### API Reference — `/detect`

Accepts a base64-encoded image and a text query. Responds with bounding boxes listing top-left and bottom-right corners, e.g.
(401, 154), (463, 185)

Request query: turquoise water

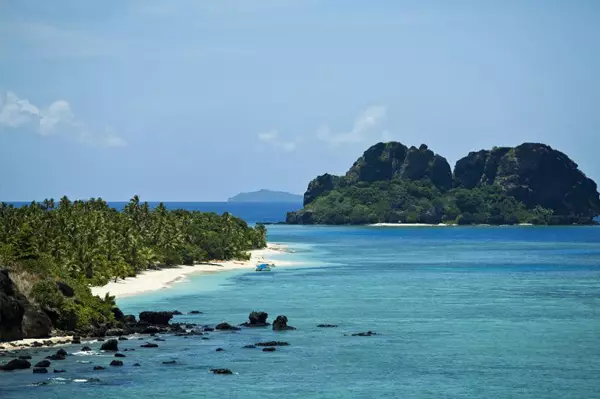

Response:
(2, 225), (600, 398)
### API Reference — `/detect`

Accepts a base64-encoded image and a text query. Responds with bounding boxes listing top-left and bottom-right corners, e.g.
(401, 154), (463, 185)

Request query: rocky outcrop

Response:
(0, 269), (52, 342)
(0, 358), (31, 371)
(454, 143), (600, 221)
(215, 322), (241, 331)
(240, 311), (269, 327)
(211, 368), (233, 374)
(100, 339), (119, 351)
(303, 174), (343, 206)
(272, 315), (295, 331)
(139, 311), (174, 326)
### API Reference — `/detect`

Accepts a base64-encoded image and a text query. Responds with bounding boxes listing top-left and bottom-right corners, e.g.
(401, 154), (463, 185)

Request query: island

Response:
(228, 189), (303, 203)
(0, 196), (266, 342)
(286, 142), (600, 225)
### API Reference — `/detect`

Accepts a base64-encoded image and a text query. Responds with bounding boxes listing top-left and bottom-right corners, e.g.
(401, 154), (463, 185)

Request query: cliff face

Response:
(0, 269), (51, 341)
(454, 143), (600, 218)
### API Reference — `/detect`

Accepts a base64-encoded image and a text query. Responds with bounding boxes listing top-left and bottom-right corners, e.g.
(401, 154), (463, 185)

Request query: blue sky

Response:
(1, 0), (599, 201)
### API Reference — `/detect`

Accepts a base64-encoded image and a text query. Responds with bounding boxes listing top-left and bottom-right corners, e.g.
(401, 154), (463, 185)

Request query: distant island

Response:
(287, 142), (600, 225)
(228, 189), (303, 203)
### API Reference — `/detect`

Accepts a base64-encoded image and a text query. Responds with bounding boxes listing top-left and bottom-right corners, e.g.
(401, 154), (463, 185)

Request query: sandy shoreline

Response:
(90, 243), (293, 299)
(369, 223), (451, 227)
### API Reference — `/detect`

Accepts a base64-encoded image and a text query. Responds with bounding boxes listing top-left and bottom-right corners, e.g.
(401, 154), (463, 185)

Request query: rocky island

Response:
(287, 142), (600, 225)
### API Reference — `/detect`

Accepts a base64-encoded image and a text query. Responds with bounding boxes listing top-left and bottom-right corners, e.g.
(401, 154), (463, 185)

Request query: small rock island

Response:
(287, 142), (600, 225)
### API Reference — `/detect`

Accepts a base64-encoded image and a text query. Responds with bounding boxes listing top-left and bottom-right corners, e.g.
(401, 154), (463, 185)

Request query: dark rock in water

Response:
(139, 311), (174, 326)
(93, 366), (105, 370)
(122, 314), (137, 324)
(351, 331), (377, 336)
(114, 353), (126, 358)
(71, 336), (81, 344)
(273, 315), (296, 331)
(215, 322), (241, 331)
(53, 369), (66, 373)
(317, 324), (338, 328)
(142, 326), (160, 334)
(56, 348), (67, 357)
(34, 360), (51, 368)
(255, 341), (289, 347)
(0, 359), (31, 371)
(162, 360), (177, 365)
(43, 340), (54, 346)
(262, 347), (276, 352)
(111, 307), (125, 320)
(118, 336), (128, 341)
(189, 310), (202, 314)
(33, 367), (48, 373)
(55, 281), (74, 297)
(96, 337), (105, 342)
(203, 327), (214, 332)
(31, 341), (43, 347)
(215, 348), (224, 352)
(201, 337), (210, 340)
(240, 311), (269, 327)
(154, 338), (166, 342)
(81, 346), (92, 352)
(133, 363), (141, 367)
(140, 343), (159, 348)
(242, 345), (256, 349)
(172, 310), (183, 315)
(45, 349), (66, 360)
(106, 329), (125, 337)
(210, 368), (233, 375)
(19, 355), (32, 360)
(100, 339), (119, 351)
(110, 360), (123, 367)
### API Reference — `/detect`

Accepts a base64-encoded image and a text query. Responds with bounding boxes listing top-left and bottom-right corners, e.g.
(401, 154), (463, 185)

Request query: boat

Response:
(255, 263), (272, 272)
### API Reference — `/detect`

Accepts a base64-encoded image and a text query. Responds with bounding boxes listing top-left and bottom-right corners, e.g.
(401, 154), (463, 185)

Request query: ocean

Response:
(1, 205), (600, 398)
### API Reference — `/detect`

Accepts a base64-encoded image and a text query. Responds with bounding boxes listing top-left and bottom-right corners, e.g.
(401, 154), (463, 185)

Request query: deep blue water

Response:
(2, 225), (600, 397)
(5, 201), (301, 223)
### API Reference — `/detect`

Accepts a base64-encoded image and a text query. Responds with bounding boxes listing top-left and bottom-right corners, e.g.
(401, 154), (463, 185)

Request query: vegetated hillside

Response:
(0, 196), (266, 340)
(287, 142), (600, 225)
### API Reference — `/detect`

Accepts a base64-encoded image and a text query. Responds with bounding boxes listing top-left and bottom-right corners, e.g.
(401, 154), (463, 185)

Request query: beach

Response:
(90, 243), (292, 299)
(369, 222), (451, 227)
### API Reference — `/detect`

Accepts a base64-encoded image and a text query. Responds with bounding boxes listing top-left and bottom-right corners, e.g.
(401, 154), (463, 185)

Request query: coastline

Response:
(90, 243), (292, 299)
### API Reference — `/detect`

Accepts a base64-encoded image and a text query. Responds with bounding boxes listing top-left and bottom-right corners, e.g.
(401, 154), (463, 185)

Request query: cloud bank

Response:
(0, 91), (126, 147)
(317, 105), (389, 146)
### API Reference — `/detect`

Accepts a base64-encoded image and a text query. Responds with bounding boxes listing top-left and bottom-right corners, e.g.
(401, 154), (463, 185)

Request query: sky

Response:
(1, 0), (599, 201)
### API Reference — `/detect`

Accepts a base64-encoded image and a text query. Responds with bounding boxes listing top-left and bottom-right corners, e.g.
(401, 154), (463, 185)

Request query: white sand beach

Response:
(369, 223), (451, 227)
(0, 335), (75, 351)
(90, 243), (293, 299)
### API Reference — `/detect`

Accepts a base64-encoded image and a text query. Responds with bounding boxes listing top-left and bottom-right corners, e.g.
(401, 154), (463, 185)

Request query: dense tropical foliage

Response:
(0, 196), (267, 332)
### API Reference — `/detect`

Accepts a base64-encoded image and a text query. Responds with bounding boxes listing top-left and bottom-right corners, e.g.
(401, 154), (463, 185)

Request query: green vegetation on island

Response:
(0, 196), (266, 339)
(228, 189), (303, 203)
(287, 142), (600, 225)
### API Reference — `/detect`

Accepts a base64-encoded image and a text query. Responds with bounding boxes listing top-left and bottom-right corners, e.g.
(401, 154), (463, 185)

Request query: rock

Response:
(140, 343), (159, 348)
(0, 358), (31, 371)
(53, 369), (66, 373)
(21, 307), (51, 339)
(240, 311), (269, 327)
(242, 345), (256, 349)
(45, 349), (67, 360)
(203, 327), (214, 332)
(100, 339), (119, 351)
(210, 368), (233, 375)
(133, 363), (141, 367)
(96, 337), (105, 341)
(172, 310), (183, 315)
(118, 336), (128, 341)
(33, 367), (48, 373)
(351, 331), (377, 336)
(56, 348), (67, 357)
(162, 360), (177, 364)
(215, 322), (241, 331)
(0, 269), (28, 341)
(93, 366), (105, 370)
(141, 326), (160, 334)
(255, 341), (289, 347)
(106, 329), (125, 337)
(262, 347), (276, 352)
(215, 348), (224, 352)
(34, 360), (51, 368)
(81, 346), (92, 352)
(31, 341), (43, 347)
(114, 353), (126, 358)
(139, 311), (174, 326)
(55, 281), (74, 297)
(154, 337), (166, 341)
(122, 314), (137, 324)
(111, 307), (125, 320)
(109, 360), (123, 367)
(272, 315), (295, 331)
(317, 324), (338, 328)
(189, 310), (202, 314)
(18, 355), (32, 360)
(71, 336), (81, 344)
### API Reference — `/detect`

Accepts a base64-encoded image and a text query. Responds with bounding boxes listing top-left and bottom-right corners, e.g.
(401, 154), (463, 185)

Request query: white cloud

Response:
(317, 105), (388, 146)
(258, 129), (298, 153)
(0, 91), (126, 147)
